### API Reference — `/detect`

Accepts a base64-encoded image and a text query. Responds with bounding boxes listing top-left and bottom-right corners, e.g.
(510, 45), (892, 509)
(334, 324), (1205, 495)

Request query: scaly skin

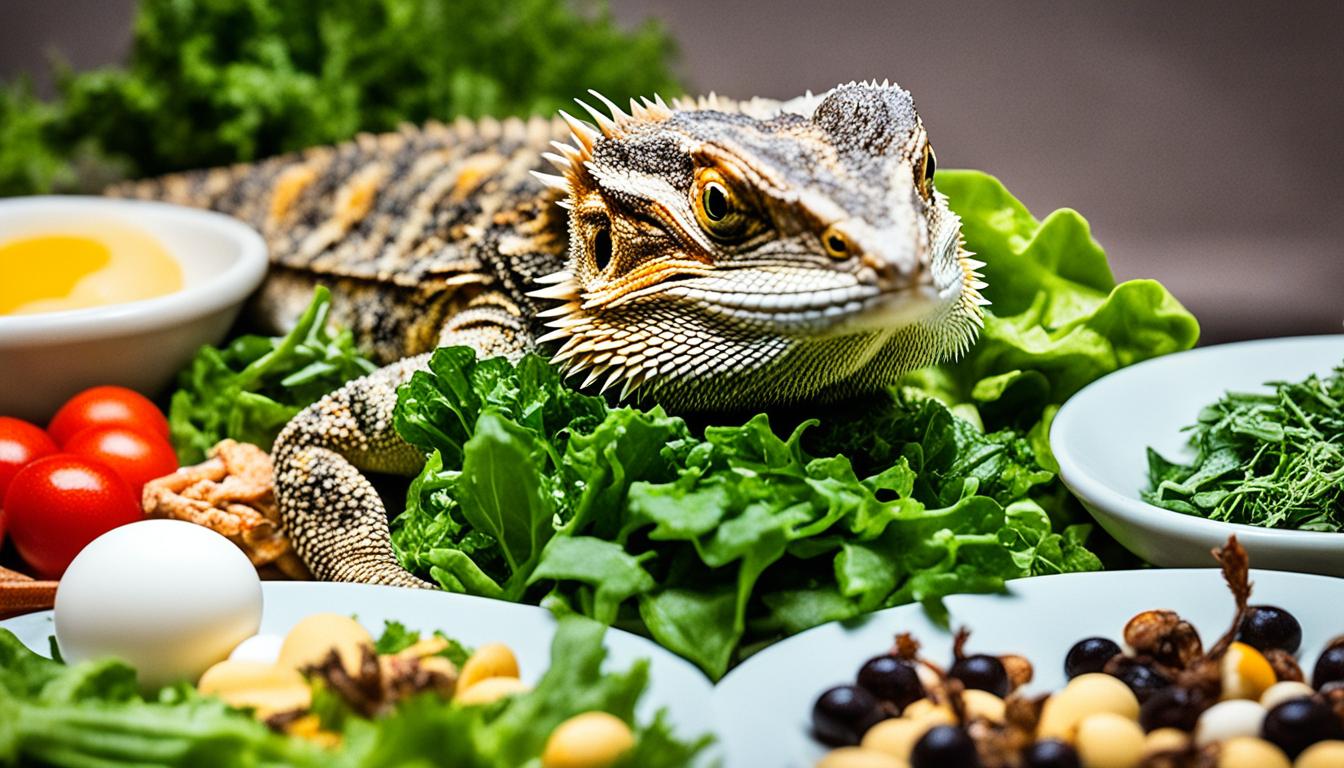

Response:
(113, 82), (986, 587)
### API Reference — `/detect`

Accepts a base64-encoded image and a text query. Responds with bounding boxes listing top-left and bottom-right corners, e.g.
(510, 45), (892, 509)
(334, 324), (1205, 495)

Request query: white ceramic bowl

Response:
(1052, 335), (1344, 575)
(716, 568), (1344, 766)
(0, 197), (267, 421)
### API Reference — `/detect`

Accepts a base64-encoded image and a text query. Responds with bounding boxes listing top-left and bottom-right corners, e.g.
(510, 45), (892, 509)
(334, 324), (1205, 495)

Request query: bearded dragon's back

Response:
(107, 117), (569, 362)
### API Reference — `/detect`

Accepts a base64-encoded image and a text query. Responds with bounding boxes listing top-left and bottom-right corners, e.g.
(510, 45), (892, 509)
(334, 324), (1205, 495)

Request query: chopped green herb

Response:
(373, 620), (471, 668)
(1145, 364), (1344, 530)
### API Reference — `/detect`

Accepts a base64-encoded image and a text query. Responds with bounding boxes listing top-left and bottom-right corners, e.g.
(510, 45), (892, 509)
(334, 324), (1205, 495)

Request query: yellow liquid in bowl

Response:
(0, 227), (182, 316)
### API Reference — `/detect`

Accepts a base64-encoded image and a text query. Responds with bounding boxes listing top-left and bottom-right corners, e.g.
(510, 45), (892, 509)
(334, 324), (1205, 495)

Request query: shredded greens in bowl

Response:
(0, 617), (709, 768)
(1144, 363), (1344, 531)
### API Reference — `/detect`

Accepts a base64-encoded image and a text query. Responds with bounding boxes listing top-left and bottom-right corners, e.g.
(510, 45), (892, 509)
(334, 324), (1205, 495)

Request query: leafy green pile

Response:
(902, 170), (1200, 551)
(0, 0), (680, 195)
(393, 348), (1100, 679)
(0, 80), (84, 196)
(390, 170), (1199, 678)
(1144, 364), (1344, 530)
(168, 286), (375, 463)
(0, 617), (707, 768)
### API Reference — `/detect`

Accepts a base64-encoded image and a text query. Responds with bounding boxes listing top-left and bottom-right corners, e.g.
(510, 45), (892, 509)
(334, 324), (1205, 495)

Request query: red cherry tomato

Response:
(2, 454), (143, 578)
(0, 417), (59, 509)
(64, 426), (179, 499)
(47, 386), (170, 447)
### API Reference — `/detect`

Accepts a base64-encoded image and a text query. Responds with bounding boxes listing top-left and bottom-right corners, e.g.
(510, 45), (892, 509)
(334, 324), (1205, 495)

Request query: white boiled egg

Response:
(54, 519), (262, 690)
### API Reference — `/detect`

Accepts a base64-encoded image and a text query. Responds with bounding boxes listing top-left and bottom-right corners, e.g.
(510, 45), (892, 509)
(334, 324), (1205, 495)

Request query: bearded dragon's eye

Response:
(918, 144), (937, 199)
(693, 168), (760, 242)
(702, 183), (730, 221)
(821, 225), (852, 260)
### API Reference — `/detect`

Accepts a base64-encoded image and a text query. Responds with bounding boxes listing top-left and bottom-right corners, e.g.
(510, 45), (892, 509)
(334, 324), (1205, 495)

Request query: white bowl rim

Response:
(0, 196), (267, 345)
(1051, 334), (1344, 549)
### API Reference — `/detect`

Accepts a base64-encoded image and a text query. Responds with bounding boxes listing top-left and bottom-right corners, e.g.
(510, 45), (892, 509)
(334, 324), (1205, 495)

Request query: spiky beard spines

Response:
(947, 232), (991, 361)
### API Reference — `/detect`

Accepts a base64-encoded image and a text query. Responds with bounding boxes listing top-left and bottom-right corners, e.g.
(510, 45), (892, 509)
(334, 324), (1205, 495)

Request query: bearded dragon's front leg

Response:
(273, 354), (435, 588)
(273, 292), (534, 587)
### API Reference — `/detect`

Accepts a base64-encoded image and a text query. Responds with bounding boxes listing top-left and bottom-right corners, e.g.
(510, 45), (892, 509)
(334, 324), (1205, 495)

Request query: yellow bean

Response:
(1143, 727), (1189, 755)
(862, 716), (945, 760)
(197, 659), (311, 718)
(456, 676), (530, 705)
(1074, 712), (1144, 768)
(458, 642), (520, 691)
(1218, 737), (1289, 768)
(277, 613), (374, 677)
(1038, 674), (1140, 741)
(817, 746), (909, 768)
(1296, 740), (1344, 768)
(541, 711), (635, 768)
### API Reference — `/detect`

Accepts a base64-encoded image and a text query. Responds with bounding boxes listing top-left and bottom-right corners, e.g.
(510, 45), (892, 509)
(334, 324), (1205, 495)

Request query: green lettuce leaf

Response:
(905, 169), (1200, 434)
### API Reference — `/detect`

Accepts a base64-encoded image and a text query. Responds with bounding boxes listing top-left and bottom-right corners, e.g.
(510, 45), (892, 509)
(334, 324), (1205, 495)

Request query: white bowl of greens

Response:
(1051, 335), (1344, 575)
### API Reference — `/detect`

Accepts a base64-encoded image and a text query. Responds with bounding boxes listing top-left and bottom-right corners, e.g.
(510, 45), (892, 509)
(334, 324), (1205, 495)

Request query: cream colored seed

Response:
(1217, 736), (1289, 768)
(1259, 681), (1314, 711)
(277, 613), (375, 677)
(1143, 727), (1189, 755)
(456, 676), (530, 705)
(1037, 674), (1140, 742)
(861, 713), (950, 760)
(1295, 740), (1344, 768)
(816, 746), (909, 768)
(1194, 699), (1266, 747)
(1074, 712), (1145, 768)
(901, 690), (1003, 724)
(901, 698), (939, 720)
(457, 642), (520, 691)
(197, 659), (312, 719)
(541, 711), (635, 768)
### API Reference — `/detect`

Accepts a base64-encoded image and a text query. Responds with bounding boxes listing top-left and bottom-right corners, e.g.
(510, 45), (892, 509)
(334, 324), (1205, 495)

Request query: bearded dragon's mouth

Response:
(817, 282), (949, 336)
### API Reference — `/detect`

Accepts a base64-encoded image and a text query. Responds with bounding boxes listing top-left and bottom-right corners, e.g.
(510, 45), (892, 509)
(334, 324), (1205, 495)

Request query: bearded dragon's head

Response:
(529, 81), (986, 409)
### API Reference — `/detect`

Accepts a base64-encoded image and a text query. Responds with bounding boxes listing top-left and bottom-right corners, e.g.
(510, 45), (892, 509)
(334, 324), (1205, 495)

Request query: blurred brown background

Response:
(3, 0), (1341, 343)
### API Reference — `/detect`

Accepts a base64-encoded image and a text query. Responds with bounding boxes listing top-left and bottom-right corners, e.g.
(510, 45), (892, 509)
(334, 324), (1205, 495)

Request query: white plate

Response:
(1, 582), (717, 759)
(1051, 335), (1344, 574)
(715, 568), (1344, 767)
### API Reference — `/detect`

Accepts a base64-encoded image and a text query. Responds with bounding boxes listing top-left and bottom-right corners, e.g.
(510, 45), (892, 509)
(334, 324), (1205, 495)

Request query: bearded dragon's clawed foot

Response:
(272, 354), (435, 589)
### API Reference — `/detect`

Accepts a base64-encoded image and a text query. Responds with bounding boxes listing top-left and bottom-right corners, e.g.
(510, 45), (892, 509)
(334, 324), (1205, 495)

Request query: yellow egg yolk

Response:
(0, 228), (181, 316)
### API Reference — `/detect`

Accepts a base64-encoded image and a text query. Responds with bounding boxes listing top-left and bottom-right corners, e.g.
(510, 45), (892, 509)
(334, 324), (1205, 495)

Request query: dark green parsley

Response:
(1145, 364), (1344, 531)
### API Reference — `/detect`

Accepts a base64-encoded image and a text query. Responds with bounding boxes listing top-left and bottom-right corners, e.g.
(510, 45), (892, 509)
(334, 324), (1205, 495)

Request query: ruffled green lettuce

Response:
(907, 170), (1200, 448)
(392, 349), (1103, 679)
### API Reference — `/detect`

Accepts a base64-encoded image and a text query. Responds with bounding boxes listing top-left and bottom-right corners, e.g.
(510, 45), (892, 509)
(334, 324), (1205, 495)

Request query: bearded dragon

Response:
(114, 82), (987, 588)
